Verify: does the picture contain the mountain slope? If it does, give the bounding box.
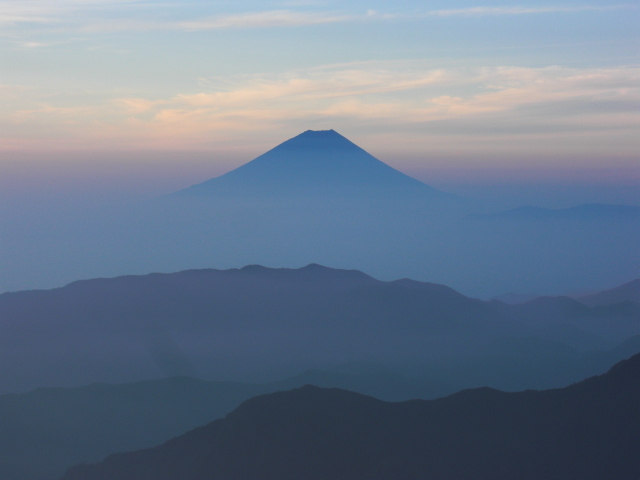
[488,295,640,350]
[3,336,640,480]
[578,279,640,307]
[1,265,638,393]
[62,353,640,480]
[468,203,640,221]
[175,130,448,199]
[0,264,502,392]
[0,368,455,480]
[0,377,261,480]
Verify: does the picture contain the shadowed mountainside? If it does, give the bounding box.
[1,264,638,394]
[0,369,454,480]
[489,276,640,308]
[578,279,640,307]
[3,336,639,480]
[490,295,640,349]
[0,264,492,390]
[62,353,640,480]
[489,292,540,304]
[0,378,261,480]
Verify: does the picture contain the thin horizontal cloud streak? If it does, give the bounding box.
[176,69,449,107]
[176,10,350,30]
[0,1,382,32]
[0,0,145,23]
[426,5,630,17]
[1,2,629,33]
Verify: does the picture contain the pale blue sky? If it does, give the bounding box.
[0,0,638,202]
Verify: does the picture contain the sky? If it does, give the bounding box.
[0,0,638,204]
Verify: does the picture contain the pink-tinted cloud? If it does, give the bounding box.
[0,63,637,167]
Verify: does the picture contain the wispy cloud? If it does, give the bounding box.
[0,0,139,30]
[17,40,51,47]
[1,2,628,34]
[176,10,350,30]
[98,9,394,33]
[0,0,142,20]
[425,5,630,17]
[164,64,640,119]
[2,63,638,158]
[0,6,382,36]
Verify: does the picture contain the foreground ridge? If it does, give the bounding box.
[63,353,640,480]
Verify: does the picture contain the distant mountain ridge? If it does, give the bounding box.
[61,353,640,480]
[490,292,540,304]
[6,335,640,480]
[0,367,455,480]
[1,265,639,479]
[490,278,640,306]
[578,279,640,307]
[4,129,636,299]
[175,130,449,199]
[468,203,640,221]
[0,263,498,391]
[1,264,638,394]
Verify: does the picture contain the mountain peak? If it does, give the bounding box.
[300,129,339,135]
[175,130,448,199]
[270,129,360,153]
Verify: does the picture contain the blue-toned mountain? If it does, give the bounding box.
[467,203,640,221]
[578,279,640,307]
[176,130,449,199]
[62,353,640,480]
[1,264,638,394]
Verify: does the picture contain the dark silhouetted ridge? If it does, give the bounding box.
[239,263,374,282]
[0,366,458,480]
[62,353,640,480]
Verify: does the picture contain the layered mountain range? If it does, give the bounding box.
[1,264,638,395]
[1,265,638,480]
[5,334,640,480]
[579,279,640,306]
[62,353,640,480]
[0,367,456,480]
[468,203,640,221]
[2,130,638,297]
[1,130,638,480]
